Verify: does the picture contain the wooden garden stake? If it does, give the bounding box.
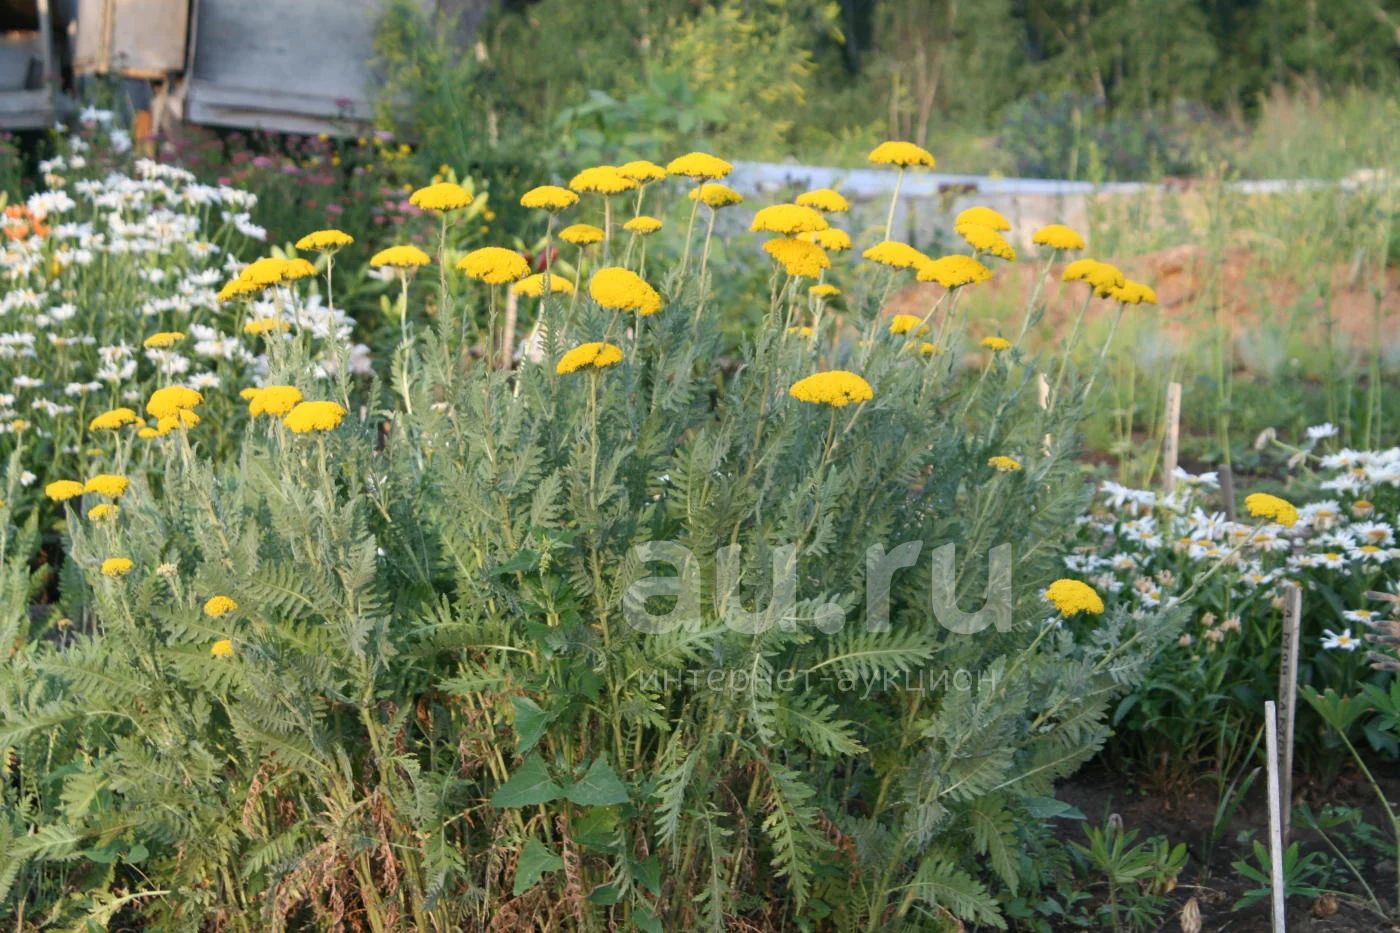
[1265,699,1287,932]
[1162,381,1181,492]
[1220,461,1238,521]
[1039,373,1052,454]
[1278,582,1302,841]
[500,288,519,369]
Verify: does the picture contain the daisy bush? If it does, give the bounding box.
[0,135,1182,930]
[1072,431,1400,776]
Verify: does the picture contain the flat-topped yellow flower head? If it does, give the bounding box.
[409,181,473,212]
[458,247,530,284]
[917,254,993,288]
[988,455,1022,472]
[101,557,134,578]
[868,141,935,168]
[862,240,928,270]
[888,314,928,336]
[981,336,1011,351]
[146,385,203,419]
[617,160,667,183]
[1063,259,1124,291]
[556,341,624,374]
[589,267,663,316]
[370,245,431,269]
[88,407,140,431]
[803,228,851,251]
[296,228,354,251]
[666,152,732,180]
[84,474,129,498]
[796,188,850,213]
[569,165,638,195]
[689,183,743,208]
[958,224,1016,261]
[204,595,239,617]
[1045,579,1104,616]
[520,185,578,211]
[281,258,317,281]
[1104,280,1158,305]
[512,273,575,297]
[210,639,235,658]
[955,206,1011,232]
[560,223,605,246]
[763,238,829,278]
[809,283,841,298]
[283,400,347,434]
[1245,492,1299,527]
[247,385,304,417]
[790,370,874,408]
[751,204,829,236]
[45,479,84,501]
[1031,224,1085,251]
[143,331,185,349]
[623,215,663,235]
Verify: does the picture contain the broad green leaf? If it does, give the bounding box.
[512,837,563,895]
[511,696,555,754]
[564,758,629,806]
[490,755,563,808]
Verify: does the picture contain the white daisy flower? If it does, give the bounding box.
[1320,628,1359,651]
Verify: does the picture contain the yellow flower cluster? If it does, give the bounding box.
[520,185,578,211]
[283,400,347,434]
[560,224,605,246]
[204,595,239,617]
[101,557,134,578]
[143,331,185,349]
[295,228,354,251]
[89,407,140,431]
[84,474,129,498]
[218,256,315,301]
[1045,579,1104,616]
[618,160,667,183]
[409,181,473,212]
[1105,281,1159,305]
[795,188,850,213]
[1244,492,1299,527]
[623,215,663,235]
[244,318,291,336]
[958,224,1017,261]
[955,206,1011,231]
[87,503,118,521]
[147,386,203,419]
[247,385,304,417]
[556,341,624,374]
[512,273,574,297]
[690,184,743,208]
[210,639,235,659]
[458,247,530,284]
[763,238,830,278]
[751,204,829,236]
[917,254,992,288]
[868,140,935,168]
[888,314,928,336]
[809,283,841,298]
[789,370,874,408]
[589,267,663,316]
[803,228,851,251]
[1063,259,1124,291]
[45,480,84,501]
[863,240,928,270]
[981,336,1011,351]
[569,165,638,195]
[666,152,732,180]
[370,245,431,269]
[1031,224,1085,251]
[988,455,1022,472]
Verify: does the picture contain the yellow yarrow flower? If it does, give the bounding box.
[1063,259,1124,291]
[751,204,829,235]
[617,160,667,183]
[988,455,1022,472]
[623,215,663,235]
[369,245,431,268]
[888,314,928,336]
[84,474,129,498]
[666,152,733,180]
[868,141,935,168]
[958,224,1017,261]
[1245,492,1299,528]
[210,639,235,659]
[244,317,292,335]
[809,283,841,298]
[281,258,317,281]
[795,188,850,213]
[955,206,1011,232]
[45,479,84,501]
[247,385,304,417]
[981,336,1012,351]
[295,228,354,251]
[917,254,993,288]
[862,240,928,270]
[787,326,814,338]
[409,181,473,211]
[283,400,348,434]
[790,371,874,408]
[88,407,140,431]
[560,223,605,246]
[87,503,119,521]
[1104,280,1158,305]
[763,238,830,278]
[101,557,134,578]
[458,247,530,284]
[520,185,579,211]
[512,273,575,297]
[803,228,852,251]
[146,386,203,419]
[157,410,200,432]
[1031,224,1085,251]
[1044,579,1104,616]
[143,331,185,349]
[556,341,624,375]
[204,595,239,617]
[589,267,663,316]
[569,165,638,195]
[689,183,743,208]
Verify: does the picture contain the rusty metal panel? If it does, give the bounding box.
[73,0,190,78]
